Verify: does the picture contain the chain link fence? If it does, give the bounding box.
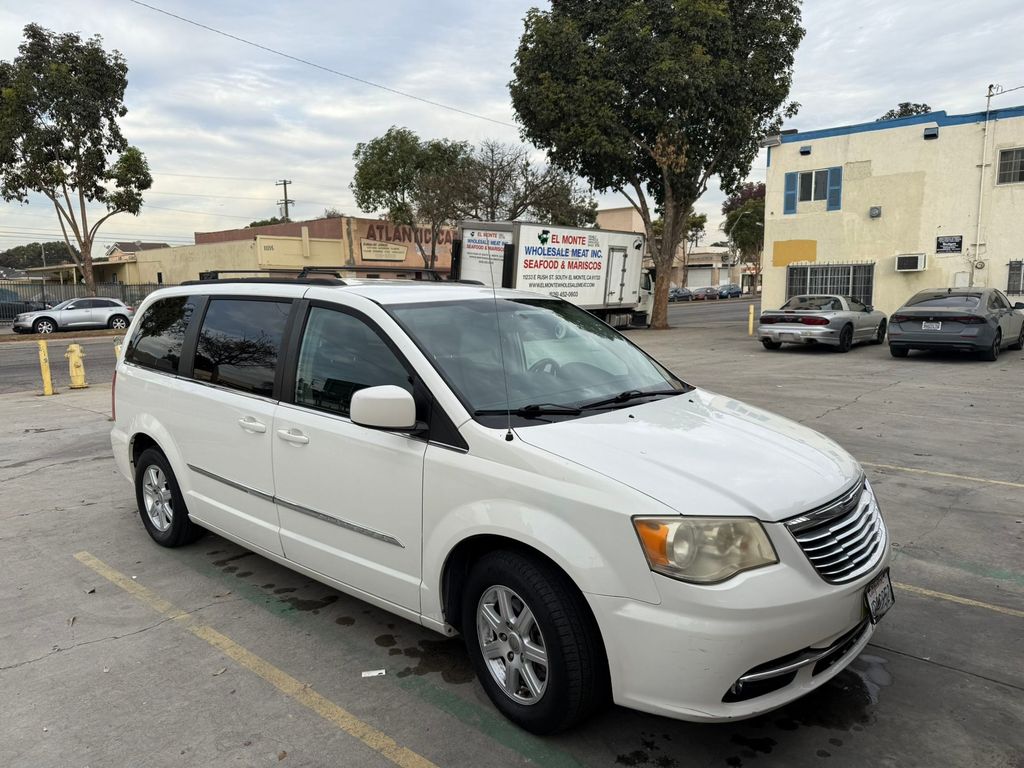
[0,281,174,323]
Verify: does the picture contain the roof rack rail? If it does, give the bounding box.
[294,265,448,281]
[187,266,456,284]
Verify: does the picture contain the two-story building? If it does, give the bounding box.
[761,105,1024,314]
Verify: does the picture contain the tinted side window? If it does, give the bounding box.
[193,299,290,397]
[295,307,411,416]
[125,297,192,374]
[847,297,865,311]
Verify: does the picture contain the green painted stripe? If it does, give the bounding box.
[893,548,1024,588]
[183,552,585,768]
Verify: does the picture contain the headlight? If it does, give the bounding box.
[633,517,778,584]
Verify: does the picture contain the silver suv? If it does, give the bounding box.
[13,298,135,334]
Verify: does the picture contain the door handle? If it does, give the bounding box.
[238,417,266,433]
[276,428,309,445]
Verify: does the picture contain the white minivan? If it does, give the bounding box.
[111,277,893,733]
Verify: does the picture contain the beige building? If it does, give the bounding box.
[761,105,1024,314]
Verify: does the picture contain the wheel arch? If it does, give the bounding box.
[33,315,58,330]
[440,532,611,675]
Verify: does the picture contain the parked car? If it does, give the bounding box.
[718,283,742,299]
[112,281,892,733]
[0,289,48,322]
[888,287,1024,361]
[12,298,135,334]
[668,287,692,302]
[758,294,887,353]
[691,286,720,300]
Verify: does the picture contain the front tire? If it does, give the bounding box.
[33,318,55,334]
[462,550,606,734]
[134,448,203,547]
[1009,325,1024,351]
[873,319,887,344]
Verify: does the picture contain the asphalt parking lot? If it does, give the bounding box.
[1,300,1021,768]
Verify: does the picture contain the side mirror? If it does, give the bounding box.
[350,385,417,430]
[1015,302,1024,310]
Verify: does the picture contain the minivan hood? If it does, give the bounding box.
[514,388,860,522]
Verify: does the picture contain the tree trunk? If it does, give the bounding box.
[81,239,96,295]
[649,194,690,330]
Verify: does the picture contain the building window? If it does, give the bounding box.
[784,167,843,214]
[786,263,875,305]
[997,148,1024,184]
[1008,261,1024,295]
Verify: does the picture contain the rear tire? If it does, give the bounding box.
[978,331,1001,362]
[108,314,129,330]
[461,550,607,734]
[761,340,783,350]
[872,319,887,344]
[836,325,854,353]
[889,345,909,358]
[134,448,203,547]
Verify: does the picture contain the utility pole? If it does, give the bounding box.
[40,241,47,267]
[276,179,294,222]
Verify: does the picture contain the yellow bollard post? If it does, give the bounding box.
[38,340,54,396]
[748,304,755,336]
[66,343,88,389]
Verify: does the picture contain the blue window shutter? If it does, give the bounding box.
[783,172,798,214]
[827,166,843,211]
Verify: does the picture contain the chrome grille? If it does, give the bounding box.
[785,478,887,584]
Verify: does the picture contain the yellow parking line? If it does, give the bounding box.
[74,551,438,768]
[893,581,1024,619]
[862,461,1024,490]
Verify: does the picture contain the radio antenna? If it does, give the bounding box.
[486,237,514,441]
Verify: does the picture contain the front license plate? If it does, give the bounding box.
[921,321,941,331]
[865,568,895,624]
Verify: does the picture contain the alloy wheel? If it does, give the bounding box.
[111,317,127,329]
[35,320,54,334]
[476,585,549,705]
[142,465,174,532]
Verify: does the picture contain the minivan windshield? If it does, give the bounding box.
[389,298,689,425]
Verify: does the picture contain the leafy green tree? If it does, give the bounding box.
[510,0,803,328]
[723,197,765,280]
[878,102,932,121]
[0,24,152,294]
[0,240,78,269]
[462,139,596,226]
[351,127,473,268]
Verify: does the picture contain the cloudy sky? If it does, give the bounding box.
[1,0,1022,255]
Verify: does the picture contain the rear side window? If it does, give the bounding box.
[125,297,192,374]
[193,299,290,397]
[294,307,411,417]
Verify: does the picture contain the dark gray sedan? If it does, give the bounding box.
[888,288,1024,361]
[758,294,888,352]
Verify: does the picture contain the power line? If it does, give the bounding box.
[142,204,254,220]
[147,190,346,208]
[127,0,515,129]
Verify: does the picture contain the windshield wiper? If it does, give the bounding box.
[578,389,684,411]
[474,402,583,417]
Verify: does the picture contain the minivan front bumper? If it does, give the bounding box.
[586,532,889,721]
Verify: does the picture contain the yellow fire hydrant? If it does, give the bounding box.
[38,340,54,396]
[65,343,88,389]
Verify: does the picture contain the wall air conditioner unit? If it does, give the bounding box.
[895,253,927,272]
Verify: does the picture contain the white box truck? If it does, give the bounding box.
[455,221,653,328]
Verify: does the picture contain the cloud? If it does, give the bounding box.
[2,0,1022,253]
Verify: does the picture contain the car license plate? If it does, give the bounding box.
[865,568,895,624]
[921,321,941,331]
[780,332,797,341]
